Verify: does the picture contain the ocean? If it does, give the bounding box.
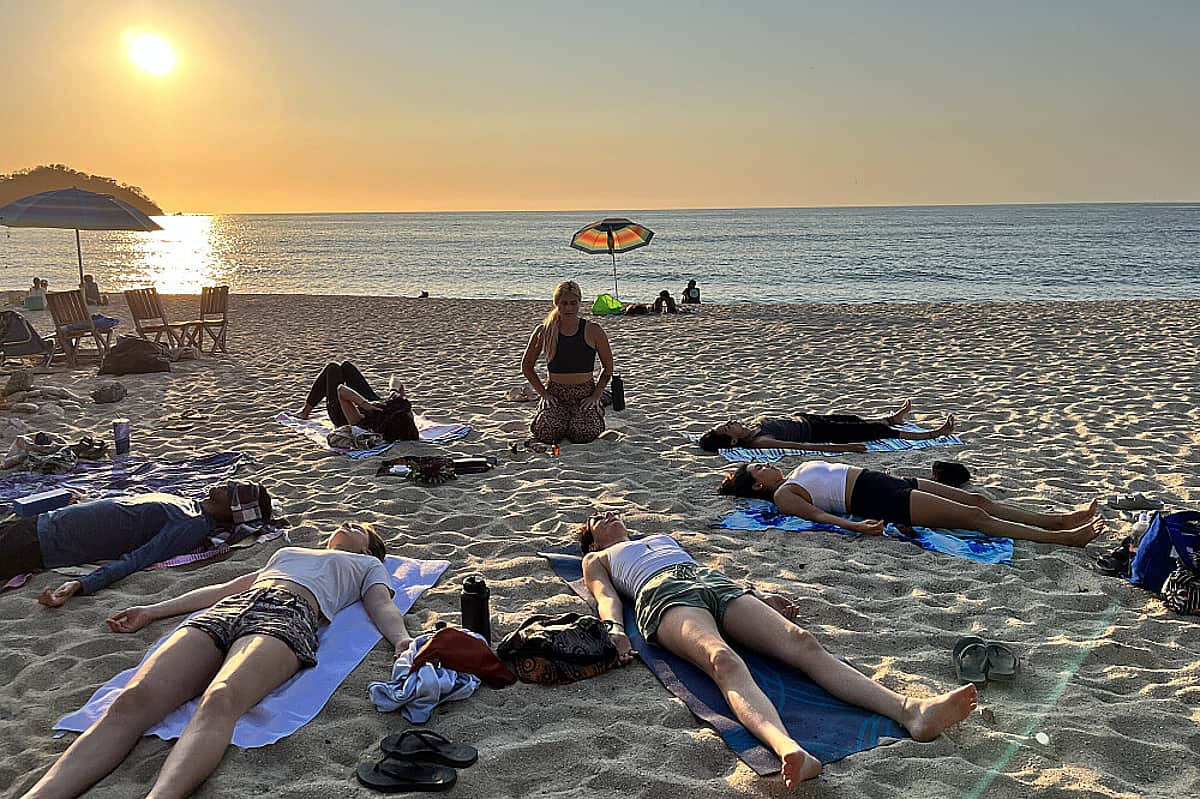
[2,203,1197,304]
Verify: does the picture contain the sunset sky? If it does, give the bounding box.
[2,1,1197,213]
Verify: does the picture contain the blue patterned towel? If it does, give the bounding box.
[539,548,907,774]
[0,452,243,507]
[720,499,1012,564]
[682,423,963,463]
[276,410,471,459]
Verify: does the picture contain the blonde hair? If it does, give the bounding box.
[541,280,582,365]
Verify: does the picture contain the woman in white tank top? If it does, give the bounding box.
[720,461,1103,546]
[25,522,415,799]
[578,510,979,787]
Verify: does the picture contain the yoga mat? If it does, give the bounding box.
[275,410,471,458]
[719,499,1013,565]
[539,548,907,774]
[54,555,449,748]
[682,423,963,463]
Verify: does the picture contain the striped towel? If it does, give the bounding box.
[276,411,471,459]
[682,423,963,463]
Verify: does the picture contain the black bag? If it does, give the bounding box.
[496,612,620,685]
[98,336,171,376]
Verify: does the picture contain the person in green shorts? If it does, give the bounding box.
[578,511,978,787]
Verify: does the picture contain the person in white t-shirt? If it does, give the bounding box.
[21,522,412,799]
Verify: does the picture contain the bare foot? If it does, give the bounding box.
[931,414,956,437]
[902,684,978,742]
[297,404,314,420]
[887,399,913,426]
[780,745,822,787]
[1061,515,1105,546]
[1056,498,1099,529]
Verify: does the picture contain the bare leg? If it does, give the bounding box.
[655,606,821,786]
[893,414,955,440]
[21,629,222,799]
[722,595,977,742]
[879,399,912,426]
[145,635,300,799]
[336,385,371,426]
[914,479,1098,529]
[909,491,1104,546]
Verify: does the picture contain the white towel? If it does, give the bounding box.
[54,555,449,748]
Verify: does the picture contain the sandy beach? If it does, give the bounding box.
[2,293,1198,799]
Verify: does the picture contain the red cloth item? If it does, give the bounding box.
[410,626,517,688]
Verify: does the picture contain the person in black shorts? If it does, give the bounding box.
[698,399,954,453]
[719,461,1104,546]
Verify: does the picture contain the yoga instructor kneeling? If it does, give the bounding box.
[20,522,412,799]
[579,511,977,786]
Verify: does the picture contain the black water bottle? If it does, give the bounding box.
[610,374,626,412]
[460,575,492,642]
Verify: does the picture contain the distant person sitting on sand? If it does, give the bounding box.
[578,510,977,786]
[682,279,701,304]
[0,483,271,607]
[652,290,678,314]
[719,462,1104,546]
[19,521,412,799]
[698,400,954,453]
[40,279,48,292]
[521,280,614,444]
[82,274,109,305]
[297,361,418,442]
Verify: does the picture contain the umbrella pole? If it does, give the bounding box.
[611,250,618,299]
[75,228,84,287]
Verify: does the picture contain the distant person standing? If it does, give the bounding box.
[682,279,701,304]
[25,277,46,310]
[83,275,110,306]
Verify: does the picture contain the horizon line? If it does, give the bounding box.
[161,199,1200,216]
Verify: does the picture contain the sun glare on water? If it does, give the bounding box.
[125,31,176,76]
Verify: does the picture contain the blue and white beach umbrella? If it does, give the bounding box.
[0,188,162,286]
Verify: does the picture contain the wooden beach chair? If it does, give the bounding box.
[182,285,229,354]
[124,287,191,350]
[46,289,112,368]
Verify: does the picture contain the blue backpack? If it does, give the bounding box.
[1129,511,1200,593]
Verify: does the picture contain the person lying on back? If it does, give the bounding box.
[0,482,272,607]
[698,400,955,453]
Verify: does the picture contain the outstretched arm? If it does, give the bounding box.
[749,436,867,453]
[774,485,885,536]
[520,326,554,403]
[105,569,262,633]
[582,554,637,664]
[584,324,614,411]
[362,583,413,658]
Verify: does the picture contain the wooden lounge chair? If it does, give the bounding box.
[123,287,190,350]
[46,289,113,367]
[182,285,229,354]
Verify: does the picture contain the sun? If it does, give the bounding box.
[126,32,176,76]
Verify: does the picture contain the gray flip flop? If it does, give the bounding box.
[952,635,988,685]
[985,642,1020,680]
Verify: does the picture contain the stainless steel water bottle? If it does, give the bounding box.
[460,575,492,642]
[610,374,625,412]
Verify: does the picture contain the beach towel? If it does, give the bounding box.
[682,423,963,463]
[538,548,907,774]
[275,410,471,459]
[719,499,1012,565]
[0,452,243,506]
[54,555,449,748]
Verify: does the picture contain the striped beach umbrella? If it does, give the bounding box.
[0,188,162,286]
[570,217,654,299]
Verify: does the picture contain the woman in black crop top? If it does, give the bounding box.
[521,280,615,444]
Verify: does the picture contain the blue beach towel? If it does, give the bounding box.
[682,423,963,463]
[539,548,907,774]
[719,499,1013,565]
[0,452,243,507]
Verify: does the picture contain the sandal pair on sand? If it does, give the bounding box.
[356,730,478,793]
[953,636,1020,686]
[1107,493,1163,511]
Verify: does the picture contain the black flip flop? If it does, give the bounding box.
[985,643,1020,681]
[381,730,479,768]
[355,757,457,793]
[952,635,988,685]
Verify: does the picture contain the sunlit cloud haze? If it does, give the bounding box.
[2,0,1197,212]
